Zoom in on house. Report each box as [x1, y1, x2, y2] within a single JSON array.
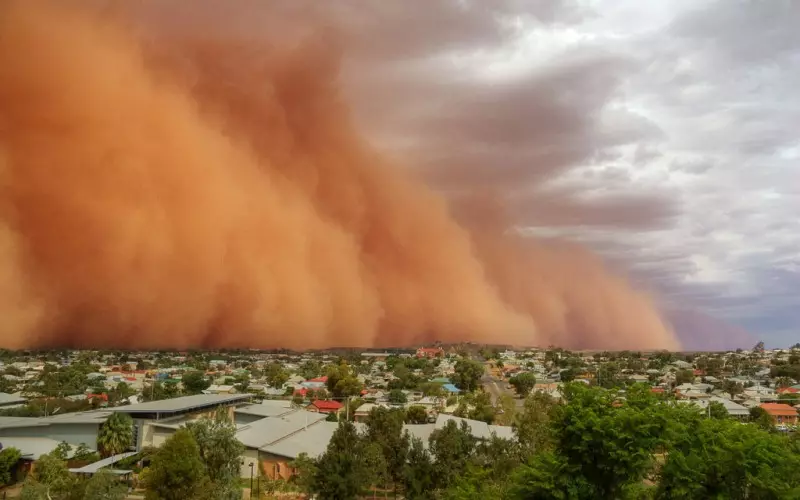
[[416, 347, 444, 359], [306, 400, 343, 414], [112, 393, 252, 450], [353, 402, 389, 422], [760, 403, 798, 425], [301, 377, 328, 390], [0, 411, 111, 451], [0, 392, 26, 408], [688, 396, 749, 418]]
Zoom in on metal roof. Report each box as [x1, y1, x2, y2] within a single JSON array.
[[111, 394, 251, 414], [235, 401, 295, 419], [0, 437, 78, 460], [236, 411, 327, 449], [0, 393, 26, 406], [260, 421, 367, 459], [68, 452, 137, 474]]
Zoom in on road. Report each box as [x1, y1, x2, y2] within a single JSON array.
[[481, 373, 524, 409]]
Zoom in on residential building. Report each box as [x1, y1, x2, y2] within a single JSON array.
[[306, 400, 343, 414], [760, 403, 798, 425]]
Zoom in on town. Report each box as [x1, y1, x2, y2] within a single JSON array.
[[0, 343, 799, 498]]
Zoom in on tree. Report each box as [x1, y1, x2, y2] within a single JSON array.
[[749, 406, 775, 431], [441, 464, 507, 500], [514, 390, 557, 457], [467, 392, 496, 424], [451, 359, 484, 392], [388, 389, 408, 404], [288, 453, 318, 497], [657, 418, 800, 499], [72, 443, 101, 463], [181, 370, 210, 395], [675, 369, 695, 385], [559, 368, 576, 383], [108, 381, 134, 405], [184, 408, 244, 500], [419, 382, 445, 398], [707, 401, 729, 420], [83, 469, 127, 500], [0, 447, 21, 486], [406, 405, 428, 424], [143, 429, 207, 500], [97, 412, 134, 457], [429, 420, 477, 490], [312, 421, 374, 500], [142, 381, 179, 402], [509, 372, 536, 397], [537, 383, 675, 498], [52, 441, 71, 461], [365, 407, 410, 492], [263, 362, 289, 389], [325, 363, 362, 399], [403, 437, 435, 500], [20, 452, 74, 500]]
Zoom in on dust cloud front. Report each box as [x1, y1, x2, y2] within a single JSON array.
[[0, 1, 679, 351]]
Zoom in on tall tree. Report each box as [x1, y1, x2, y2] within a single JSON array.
[[263, 362, 289, 388], [312, 421, 373, 500], [143, 429, 207, 500], [325, 363, 362, 399], [184, 408, 244, 500], [514, 391, 557, 458], [405, 405, 428, 424], [429, 420, 477, 490], [403, 437, 435, 500], [97, 412, 134, 457], [365, 407, 410, 492]]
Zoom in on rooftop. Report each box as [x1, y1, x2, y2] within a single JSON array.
[[236, 411, 327, 449], [111, 394, 251, 415], [235, 401, 295, 419]]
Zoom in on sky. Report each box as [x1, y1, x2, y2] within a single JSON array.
[[320, 0, 799, 348]]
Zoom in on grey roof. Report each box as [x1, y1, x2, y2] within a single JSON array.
[[435, 414, 492, 439], [235, 401, 295, 419], [686, 396, 750, 416], [488, 425, 515, 440], [0, 437, 78, 460], [260, 422, 366, 459], [403, 424, 436, 448], [0, 410, 110, 430], [0, 393, 26, 406], [236, 411, 327, 449], [112, 394, 251, 414], [68, 452, 137, 474]]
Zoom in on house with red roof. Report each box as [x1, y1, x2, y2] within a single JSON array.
[[306, 400, 343, 414], [416, 347, 444, 359], [760, 403, 798, 425]]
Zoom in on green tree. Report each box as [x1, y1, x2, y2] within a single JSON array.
[[403, 437, 435, 500], [657, 418, 800, 499], [312, 421, 374, 500], [72, 443, 101, 463], [749, 406, 775, 431], [325, 363, 362, 399], [675, 369, 695, 385], [535, 383, 673, 498], [559, 368, 576, 383], [263, 362, 289, 389], [181, 370, 210, 395], [707, 401, 729, 420], [108, 381, 134, 405], [288, 453, 318, 496], [142, 381, 179, 402], [406, 405, 428, 424], [184, 408, 244, 500], [451, 359, 484, 392], [429, 420, 476, 490], [441, 464, 506, 500], [52, 441, 71, 461], [509, 372, 536, 397], [97, 412, 134, 457], [20, 452, 74, 500], [514, 390, 557, 457], [365, 407, 410, 493], [467, 391, 496, 424], [83, 469, 127, 500], [0, 447, 21, 486], [388, 389, 408, 404], [143, 429, 207, 500], [419, 382, 445, 398]]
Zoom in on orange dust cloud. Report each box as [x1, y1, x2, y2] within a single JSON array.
[[0, 1, 679, 351]]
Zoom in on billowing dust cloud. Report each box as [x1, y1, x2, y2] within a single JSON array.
[[0, 1, 679, 351]]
